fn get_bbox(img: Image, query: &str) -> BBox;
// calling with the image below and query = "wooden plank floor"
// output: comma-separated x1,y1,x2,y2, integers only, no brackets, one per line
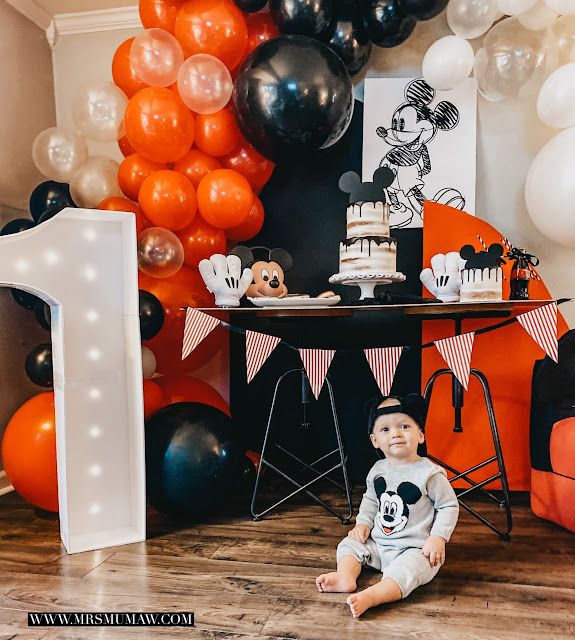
1,488,575,640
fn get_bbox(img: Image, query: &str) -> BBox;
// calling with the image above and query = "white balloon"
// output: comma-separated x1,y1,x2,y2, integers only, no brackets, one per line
545,0,575,13
141,345,156,379
70,156,122,208
130,28,184,87
537,63,575,128
518,0,558,30
72,82,128,143
525,126,575,247
498,0,537,14
447,0,499,39
422,36,475,90
32,127,88,182
544,15,575,68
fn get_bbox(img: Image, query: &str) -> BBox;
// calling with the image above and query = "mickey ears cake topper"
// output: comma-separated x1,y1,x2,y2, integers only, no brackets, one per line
338,166,395,204
460,243,505,269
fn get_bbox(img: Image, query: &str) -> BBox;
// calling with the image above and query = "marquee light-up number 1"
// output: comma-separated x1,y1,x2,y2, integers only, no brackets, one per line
0,209,145,554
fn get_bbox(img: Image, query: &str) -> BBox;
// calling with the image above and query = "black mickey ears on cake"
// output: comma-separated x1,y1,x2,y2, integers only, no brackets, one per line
460,243,506,270
338,167,395,204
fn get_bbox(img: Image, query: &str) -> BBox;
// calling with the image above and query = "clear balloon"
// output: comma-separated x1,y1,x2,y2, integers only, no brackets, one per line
473,17,558,101
130,28,184,87
32,127,88,182
422,35,474,91
137,227,185,278
177,54,234,114
447,0,499,39
518,0,557,30
545,0,575,13
141,345,157,378
72,81,128,142
69,156,122,208
537,63,575,128
497,0,537,14
525,126,575,248
544,15,575,67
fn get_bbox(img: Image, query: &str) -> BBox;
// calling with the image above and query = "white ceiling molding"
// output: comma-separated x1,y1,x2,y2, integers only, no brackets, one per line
53,6,141,38
5,0,53,30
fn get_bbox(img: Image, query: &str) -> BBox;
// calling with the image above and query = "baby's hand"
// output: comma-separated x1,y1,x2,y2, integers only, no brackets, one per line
422,534,446,567
348,524,371,544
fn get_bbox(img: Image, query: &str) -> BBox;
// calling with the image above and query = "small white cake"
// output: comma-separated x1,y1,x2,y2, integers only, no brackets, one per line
346,201,389,239
459,267,503,302
339,237,397,273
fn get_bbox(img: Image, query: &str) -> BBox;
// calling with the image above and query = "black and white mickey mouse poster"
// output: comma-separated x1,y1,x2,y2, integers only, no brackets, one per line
362,77,477,229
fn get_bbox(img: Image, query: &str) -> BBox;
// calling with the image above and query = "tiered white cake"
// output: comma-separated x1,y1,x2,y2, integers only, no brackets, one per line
338,201,397,274
459,267,503,302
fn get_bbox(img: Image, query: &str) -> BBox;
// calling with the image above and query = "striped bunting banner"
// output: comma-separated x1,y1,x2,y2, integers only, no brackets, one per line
298,349,336,399
181,308,220,360
246,330,281,383
364,347,403,396
517,302,558,362
434,332,475,390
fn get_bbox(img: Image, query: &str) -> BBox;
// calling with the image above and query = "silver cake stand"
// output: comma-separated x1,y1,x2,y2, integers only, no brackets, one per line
329,271,406,301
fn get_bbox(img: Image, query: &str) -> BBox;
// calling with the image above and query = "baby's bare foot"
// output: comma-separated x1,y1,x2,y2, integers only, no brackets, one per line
346,588,375,618
315,571,356,593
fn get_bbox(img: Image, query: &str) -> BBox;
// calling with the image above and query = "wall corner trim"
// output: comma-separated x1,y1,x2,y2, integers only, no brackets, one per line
53,6,141,38
5,0,53,30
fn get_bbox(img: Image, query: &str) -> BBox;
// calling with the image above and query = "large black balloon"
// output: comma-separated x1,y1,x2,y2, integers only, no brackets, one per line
0,218,35,235
34,301,51,331
233,0,268,11
328,6,372,75
11,289,41,311
233,35,354,163
362,0,416,47
270,0,335,40
139,289,164,340
29,181,75,222
145,402,243,517
398,0,447,20
25,343,53,388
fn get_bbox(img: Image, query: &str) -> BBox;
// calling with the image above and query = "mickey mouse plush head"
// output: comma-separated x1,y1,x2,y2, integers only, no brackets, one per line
229,245,293,298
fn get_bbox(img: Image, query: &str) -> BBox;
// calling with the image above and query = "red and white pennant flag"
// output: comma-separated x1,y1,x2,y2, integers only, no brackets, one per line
246,330,281,383
181,308,220,360
434,332,475,390
517,302,558,362
364,347,403,396
299,349,336,399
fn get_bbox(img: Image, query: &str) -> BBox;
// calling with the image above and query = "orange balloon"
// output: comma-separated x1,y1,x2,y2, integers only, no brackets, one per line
194,109,241,157
118,134,135,157
221,139,275,190
118,153,168,202
98,196,151,236
112,38,148,98
175,0,248,70
143,379,166,418
125,87,194,163
245,12,279,56
197,168,253,229
139,268,224,374
155,374,230,415
226,195,265,241
174,149,222,188
139,0,182,33
1,392,58,512
139,170,197,231
176,216,227,268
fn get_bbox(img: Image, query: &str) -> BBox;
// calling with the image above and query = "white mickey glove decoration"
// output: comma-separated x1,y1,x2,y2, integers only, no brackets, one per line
199,254,253,308
419,252,464,303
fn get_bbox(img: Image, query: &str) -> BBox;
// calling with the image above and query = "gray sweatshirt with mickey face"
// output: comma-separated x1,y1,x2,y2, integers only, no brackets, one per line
355,457,459,548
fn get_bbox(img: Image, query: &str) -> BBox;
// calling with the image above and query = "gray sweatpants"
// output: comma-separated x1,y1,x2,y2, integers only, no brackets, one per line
337,536,441,598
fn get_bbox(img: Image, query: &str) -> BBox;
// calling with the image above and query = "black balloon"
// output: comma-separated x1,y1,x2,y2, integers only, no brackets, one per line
0,218,35,235
398,0,447,20
145,402,243,517
233,0,268,11
34,301,51,331
11,289,41,311
233,35,354,163
328,6,372,75
37,204,68,225
139,289,165,340
25,343,53,388
29,181,75,222
270,0,335,40
362,0,416,47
